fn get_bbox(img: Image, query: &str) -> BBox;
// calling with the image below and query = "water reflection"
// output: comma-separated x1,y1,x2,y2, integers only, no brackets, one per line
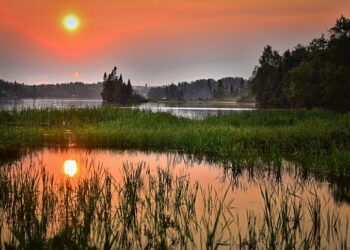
0,98,102,110
63,159,78,177
4,148,350,205
0,98,256,118
1,148,349,248
134,101,256,118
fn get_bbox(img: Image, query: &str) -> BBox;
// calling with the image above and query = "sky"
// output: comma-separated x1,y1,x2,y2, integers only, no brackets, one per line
0,0,349,85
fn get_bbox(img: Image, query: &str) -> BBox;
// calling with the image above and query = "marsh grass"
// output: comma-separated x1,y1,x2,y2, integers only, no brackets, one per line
0,108,349,173
0,160,349,249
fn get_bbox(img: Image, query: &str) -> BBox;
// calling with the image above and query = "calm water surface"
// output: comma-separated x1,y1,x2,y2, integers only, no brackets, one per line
0,98,256,118
1,148,349,248
0,98,102,110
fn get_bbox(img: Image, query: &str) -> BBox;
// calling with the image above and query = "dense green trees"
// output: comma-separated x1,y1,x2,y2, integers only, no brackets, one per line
251,16,350,111
101,66,142,104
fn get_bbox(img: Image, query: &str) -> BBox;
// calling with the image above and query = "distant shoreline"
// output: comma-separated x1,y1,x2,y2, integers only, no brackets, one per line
149,99,256,105
0,97,256,105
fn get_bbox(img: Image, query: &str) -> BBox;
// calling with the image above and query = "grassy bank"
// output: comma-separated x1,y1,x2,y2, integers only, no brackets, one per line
0,108,349,168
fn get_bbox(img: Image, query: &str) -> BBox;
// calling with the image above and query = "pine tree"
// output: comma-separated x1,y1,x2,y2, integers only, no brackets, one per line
126,79,133,99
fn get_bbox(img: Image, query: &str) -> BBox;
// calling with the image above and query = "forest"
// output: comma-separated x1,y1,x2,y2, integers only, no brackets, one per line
144,77,248,101
250,15,350,112
0,77,249,102
0,80,102,99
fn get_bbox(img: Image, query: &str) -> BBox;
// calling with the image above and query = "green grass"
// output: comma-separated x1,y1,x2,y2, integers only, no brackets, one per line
0,108,349,169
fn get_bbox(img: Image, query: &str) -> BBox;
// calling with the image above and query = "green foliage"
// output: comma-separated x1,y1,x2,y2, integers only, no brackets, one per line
250,16,350,112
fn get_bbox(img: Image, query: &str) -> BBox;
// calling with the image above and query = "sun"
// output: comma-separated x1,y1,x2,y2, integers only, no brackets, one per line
63,15,79,31
63,160,78,177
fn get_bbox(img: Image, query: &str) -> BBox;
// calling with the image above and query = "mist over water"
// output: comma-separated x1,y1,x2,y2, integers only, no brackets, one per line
0,99,256,118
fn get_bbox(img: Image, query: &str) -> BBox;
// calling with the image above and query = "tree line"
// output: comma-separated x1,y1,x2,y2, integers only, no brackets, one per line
250,15,350,112
0,80,102,99
145,77,248,101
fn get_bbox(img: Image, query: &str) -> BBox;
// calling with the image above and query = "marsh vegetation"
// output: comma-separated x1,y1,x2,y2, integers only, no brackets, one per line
0,107,349,249
0,149,349,249
1,107,349,167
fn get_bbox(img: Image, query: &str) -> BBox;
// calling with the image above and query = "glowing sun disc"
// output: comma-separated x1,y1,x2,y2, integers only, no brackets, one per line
64,160,78,177
63,15,79,31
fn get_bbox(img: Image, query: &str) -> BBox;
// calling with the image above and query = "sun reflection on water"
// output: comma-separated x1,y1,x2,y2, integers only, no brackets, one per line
63,160,78,177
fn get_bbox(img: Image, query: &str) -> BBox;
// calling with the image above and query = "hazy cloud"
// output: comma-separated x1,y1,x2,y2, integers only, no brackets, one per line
0,0,349,84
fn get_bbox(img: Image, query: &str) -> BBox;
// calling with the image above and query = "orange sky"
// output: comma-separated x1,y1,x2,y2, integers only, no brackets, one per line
0,0,349,84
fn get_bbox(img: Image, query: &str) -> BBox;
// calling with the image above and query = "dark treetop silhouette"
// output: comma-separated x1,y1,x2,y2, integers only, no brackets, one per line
101,66,145,104
250,15,350,112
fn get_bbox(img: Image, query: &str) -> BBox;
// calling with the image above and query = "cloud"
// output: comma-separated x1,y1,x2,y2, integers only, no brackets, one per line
73,71,81,78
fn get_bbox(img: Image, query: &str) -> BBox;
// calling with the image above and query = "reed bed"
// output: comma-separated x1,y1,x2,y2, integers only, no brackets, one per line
0,108,349,170
0,160,348,249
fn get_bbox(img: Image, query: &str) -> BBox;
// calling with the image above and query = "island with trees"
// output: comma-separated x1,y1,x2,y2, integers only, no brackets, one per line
100,66,145,104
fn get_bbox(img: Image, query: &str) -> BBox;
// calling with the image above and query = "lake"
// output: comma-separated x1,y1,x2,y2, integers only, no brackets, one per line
1,147,349,249
1,102,348,248
0,98,256,118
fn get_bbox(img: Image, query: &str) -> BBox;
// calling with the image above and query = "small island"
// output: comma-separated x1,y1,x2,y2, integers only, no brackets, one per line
101,66,146,105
